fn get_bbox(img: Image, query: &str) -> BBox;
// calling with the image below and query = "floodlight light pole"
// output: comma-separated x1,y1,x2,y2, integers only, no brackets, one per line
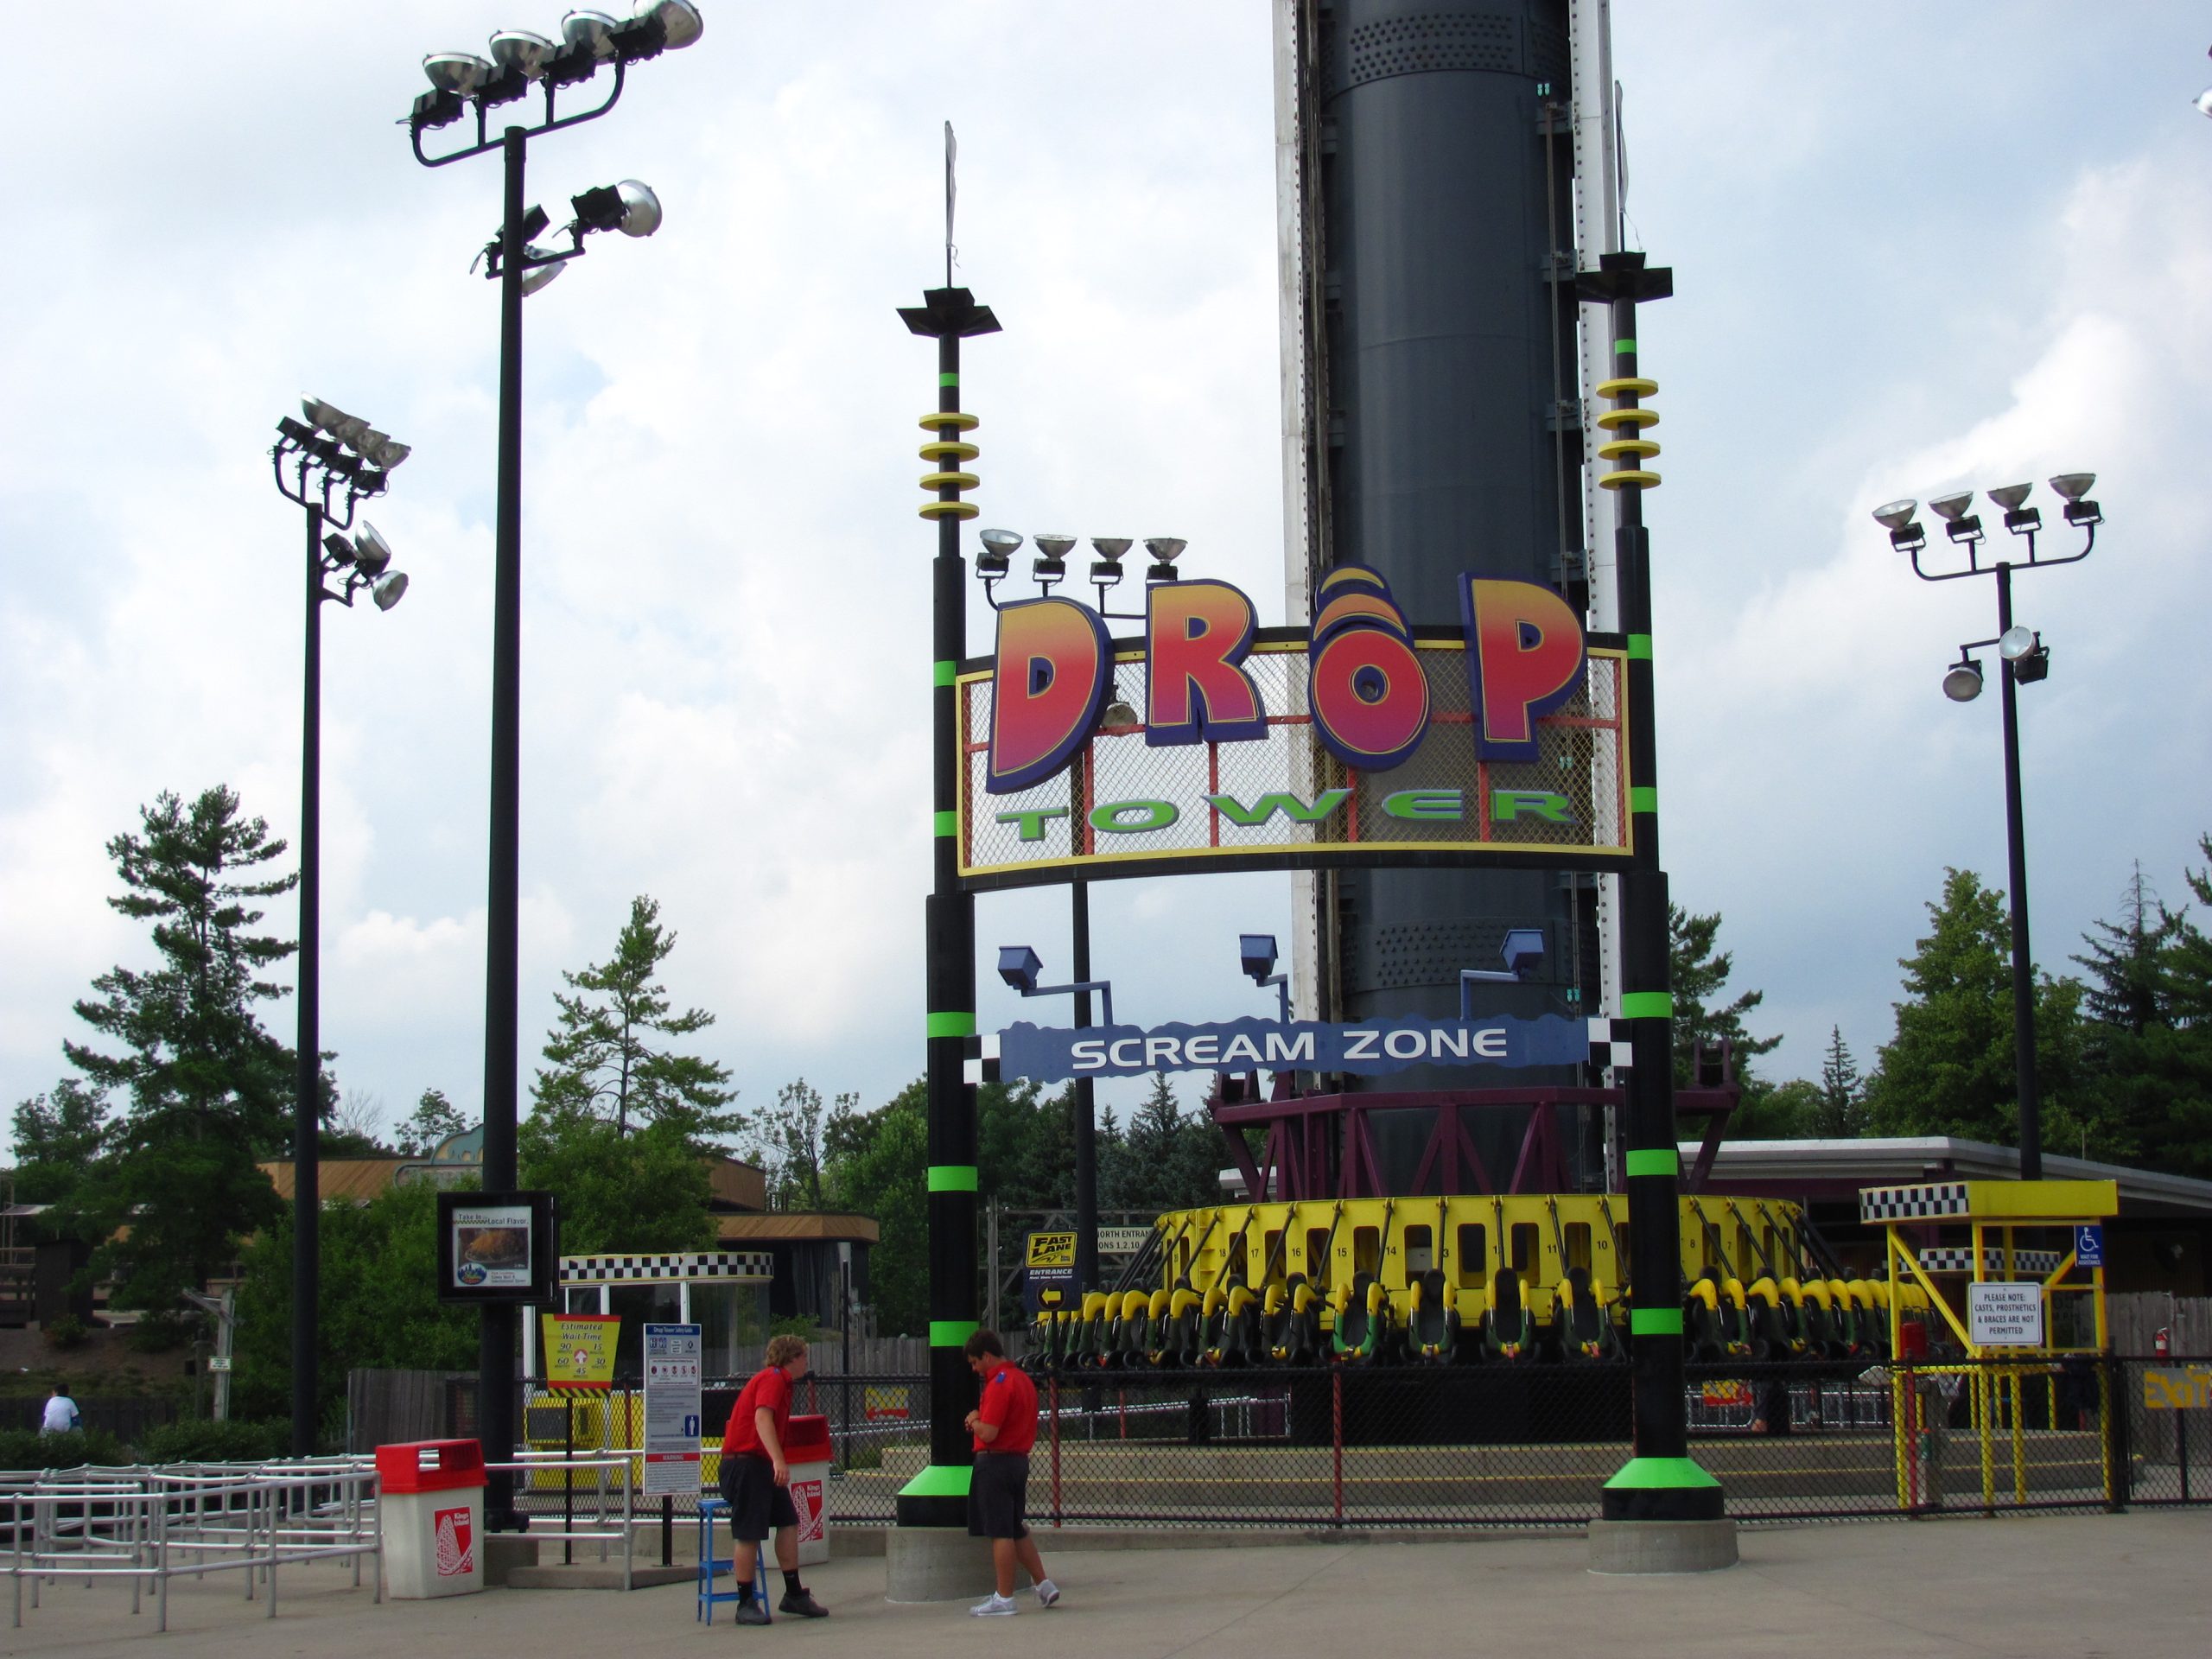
270,433,386,1461
897,283,1000,1528
1576,251,1724,1529
1071,874,1100,1297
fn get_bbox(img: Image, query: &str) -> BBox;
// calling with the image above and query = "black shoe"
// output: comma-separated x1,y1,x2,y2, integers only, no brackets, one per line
735,1600,772,1626
779,1590,830,1618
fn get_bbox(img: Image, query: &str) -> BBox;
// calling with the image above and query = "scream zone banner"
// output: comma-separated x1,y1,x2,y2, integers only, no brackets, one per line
998,1014,1593,1082
952,568,1631,888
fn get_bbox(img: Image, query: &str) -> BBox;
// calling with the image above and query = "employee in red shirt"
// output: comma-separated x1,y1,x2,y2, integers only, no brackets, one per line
719,1334,828,1623
963,1329,1060,1617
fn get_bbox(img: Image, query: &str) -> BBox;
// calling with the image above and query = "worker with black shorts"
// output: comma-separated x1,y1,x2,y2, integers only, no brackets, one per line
963,1328,1059,1617
718,1334,828,1624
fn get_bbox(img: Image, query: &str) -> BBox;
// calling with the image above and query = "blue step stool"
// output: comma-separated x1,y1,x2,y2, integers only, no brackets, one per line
697,1497,772,1624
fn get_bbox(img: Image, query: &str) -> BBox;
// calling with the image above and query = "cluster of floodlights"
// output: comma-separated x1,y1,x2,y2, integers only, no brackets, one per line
482,179,664,298
276,396,412,487
321,523,410,614
1872,474,2100,702
975,531,1186,614
412,5,703,131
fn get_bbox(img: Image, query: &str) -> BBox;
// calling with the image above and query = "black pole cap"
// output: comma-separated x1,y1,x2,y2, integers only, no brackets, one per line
899,286,1001,339
1575,251,1675,305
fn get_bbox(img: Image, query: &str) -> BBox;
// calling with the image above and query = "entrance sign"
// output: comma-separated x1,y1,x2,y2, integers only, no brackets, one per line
643,1323,704,1497
998,1013,1591,1083
1024,1231,1077,1312
952,594,1632,891
541,1313,619,1390
1967,1281,2044,1347
1096,1227,1155,1255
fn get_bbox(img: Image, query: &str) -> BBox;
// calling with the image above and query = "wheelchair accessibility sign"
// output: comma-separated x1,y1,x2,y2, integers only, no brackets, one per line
2075,1224,2104,1268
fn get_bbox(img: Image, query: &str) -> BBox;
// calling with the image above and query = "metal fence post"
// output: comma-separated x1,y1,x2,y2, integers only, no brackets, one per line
1330,1370,1344,1529
1049,1376,1062,1528
2103,1355,2128,1512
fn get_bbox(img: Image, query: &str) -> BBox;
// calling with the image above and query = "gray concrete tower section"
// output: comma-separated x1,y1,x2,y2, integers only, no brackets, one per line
1307,0,1593,1182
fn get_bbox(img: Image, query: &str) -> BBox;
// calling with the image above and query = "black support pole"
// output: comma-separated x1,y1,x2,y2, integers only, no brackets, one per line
293,501,324,1460
1071,875,1099,1299
1993,561,2041,1181
479,122,529,1530
895,284,998,1526
1579,251,1723,1525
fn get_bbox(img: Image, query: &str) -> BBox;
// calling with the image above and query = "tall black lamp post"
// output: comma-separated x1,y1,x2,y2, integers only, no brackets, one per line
404,2,702,1525
1875,475,2102,1181
270,401,411,1457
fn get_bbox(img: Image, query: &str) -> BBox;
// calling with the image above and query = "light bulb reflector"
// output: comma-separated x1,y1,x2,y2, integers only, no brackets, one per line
1871,499,1918,531
1998,626,2036,662
423,52,494,95
1033,534,1077,557
613,179,662,237
1090,537,1131,562
2197,87,2212,119
1943,661,1985,702
979,528,1023,556
638,0,704,48
372,571,409,613
302,395,346,433
2048,472,2095,502
352,523,394,578
489,29,557,78
1987,483,2033,512
562,10,621,55
519,249,566,296
1927,491,1975,523
1144,537,1188,563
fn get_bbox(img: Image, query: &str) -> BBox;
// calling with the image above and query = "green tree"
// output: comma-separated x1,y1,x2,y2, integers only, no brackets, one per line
753,1078,845,1211
977,1078,1075,1211
518,1101,715,1255
1866,868,2085,1147
1730,1077,1817,1139
1125,1072,1223,1211
230,1180,476,1437
534,895,740,1140
1669,905,1782,1086
8,1080,109,1205
822,1083,926,1335
60,786,298,1313
1813,1026,1871,1138
2070,859,2212,1173
395,1087,468,1157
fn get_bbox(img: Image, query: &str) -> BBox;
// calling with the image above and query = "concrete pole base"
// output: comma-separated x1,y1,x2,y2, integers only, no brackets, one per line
886,1527,997,1602
1586,1517,1738,1574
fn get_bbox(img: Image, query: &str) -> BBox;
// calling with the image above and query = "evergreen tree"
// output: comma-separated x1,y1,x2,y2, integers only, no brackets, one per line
518,1100,715,1255
60,786,299,1314
394,1087,468,1157
1866,867,2085,1147
533,895,739,1140
1668,905,1782,1086
821,1081,927,1335
2070,856,2212,1173
1813,1026,1870,1138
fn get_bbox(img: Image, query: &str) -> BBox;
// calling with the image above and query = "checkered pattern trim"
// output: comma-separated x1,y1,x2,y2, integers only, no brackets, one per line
1859,1183,1973,1222
1916,1248,2064,1275
558,1250,774,1283
963,1032,1001,1086
1587,1017,1635,1071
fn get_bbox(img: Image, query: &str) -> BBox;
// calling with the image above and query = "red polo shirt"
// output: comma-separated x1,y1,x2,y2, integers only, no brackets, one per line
974,1359,1037,1456
721,1364,794,1461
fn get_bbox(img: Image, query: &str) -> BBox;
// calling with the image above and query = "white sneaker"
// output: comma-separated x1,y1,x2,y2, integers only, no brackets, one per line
1034,1579,1060,1608
970,1592,1019,1618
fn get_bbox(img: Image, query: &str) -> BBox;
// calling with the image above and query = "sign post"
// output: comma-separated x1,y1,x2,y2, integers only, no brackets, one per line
540,1312,617,1565
644,1322,703,1565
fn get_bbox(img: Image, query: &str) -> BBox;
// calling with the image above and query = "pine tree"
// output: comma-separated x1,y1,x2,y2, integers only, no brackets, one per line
395,1087,468,1157
533,895,739,1140
60,786,300,1315
1668,905,1782,1086
1813,1026,1869,1138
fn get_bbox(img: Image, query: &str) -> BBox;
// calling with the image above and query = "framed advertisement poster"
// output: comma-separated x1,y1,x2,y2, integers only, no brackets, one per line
435,1190,558,1305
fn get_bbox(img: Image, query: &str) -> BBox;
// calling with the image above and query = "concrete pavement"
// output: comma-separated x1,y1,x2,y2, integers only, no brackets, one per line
9,1511,2206,1657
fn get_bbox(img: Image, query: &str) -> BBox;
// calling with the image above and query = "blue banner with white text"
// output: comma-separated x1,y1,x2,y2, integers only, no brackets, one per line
996,1014,1590,1083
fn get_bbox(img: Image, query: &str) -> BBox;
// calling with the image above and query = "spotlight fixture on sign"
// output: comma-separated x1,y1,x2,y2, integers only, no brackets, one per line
996,944,1116,1029
1457,928,1548,1018
1876,469,2103,1182
1239,933,1292,1023
973,528,1186,620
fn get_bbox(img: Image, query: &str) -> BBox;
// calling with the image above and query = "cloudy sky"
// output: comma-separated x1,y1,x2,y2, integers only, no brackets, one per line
3,3,2209,1160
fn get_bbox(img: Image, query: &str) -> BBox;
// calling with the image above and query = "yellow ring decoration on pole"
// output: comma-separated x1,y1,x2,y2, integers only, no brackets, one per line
918,440,980,461
1598,437,1661,460
918,500,980,520
1596,377,1657,399
918,471,980,491
1599,469,1662,490
918,411,980,431
1595,407,1660,429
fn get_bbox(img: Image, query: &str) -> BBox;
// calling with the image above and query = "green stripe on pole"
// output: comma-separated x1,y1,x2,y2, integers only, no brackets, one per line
934,659,956,687
1613,338,1637,354
1626,632,1653,660
899,1462,974,1498
927,1012,976,1039
1603,1455,1719,1491
933,810,957,836
1619,991,1673,1020
928,1165,978,1193
1625,1148,1678,1179
1630,1307,1685,1337
1630,786,1658,815
929,1321,980,1349
938,372,958,387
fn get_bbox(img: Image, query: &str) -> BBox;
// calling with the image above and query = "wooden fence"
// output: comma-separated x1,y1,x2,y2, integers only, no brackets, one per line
2108,1293,2212,1357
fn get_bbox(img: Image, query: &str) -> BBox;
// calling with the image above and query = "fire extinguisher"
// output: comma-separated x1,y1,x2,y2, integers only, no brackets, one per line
2155,1325,2171,1359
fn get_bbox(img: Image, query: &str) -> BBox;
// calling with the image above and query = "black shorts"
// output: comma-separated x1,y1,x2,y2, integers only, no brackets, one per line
967,1452,1031,1540
721,1453,798,1542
